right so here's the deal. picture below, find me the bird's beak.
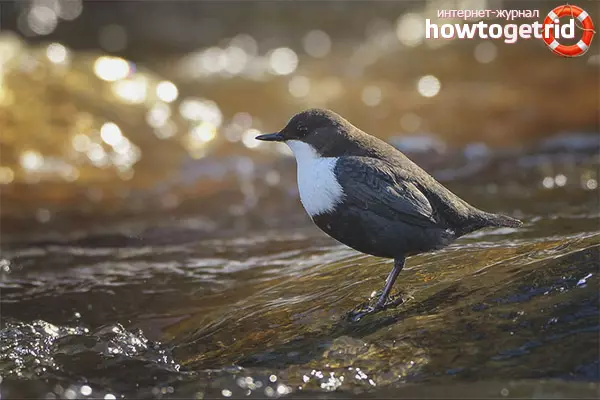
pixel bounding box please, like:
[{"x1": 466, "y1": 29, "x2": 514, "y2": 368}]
[{"x1": 255, "y1": 132, "x2": 284, "y2": 142}]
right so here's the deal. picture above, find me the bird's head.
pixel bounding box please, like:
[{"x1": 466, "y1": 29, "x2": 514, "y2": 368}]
[{"x1": 256, "y1": 108, "x2": 353, "y2": 158}]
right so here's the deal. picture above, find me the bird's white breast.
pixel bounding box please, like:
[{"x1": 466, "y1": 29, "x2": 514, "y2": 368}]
[{"x1": 286, "y1": 140, "x2": 344, "y2": 217}]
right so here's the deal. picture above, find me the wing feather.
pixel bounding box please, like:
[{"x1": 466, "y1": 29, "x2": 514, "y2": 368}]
[{"x1": 334, "y1": 156, "x2": 437, "y2": 228}]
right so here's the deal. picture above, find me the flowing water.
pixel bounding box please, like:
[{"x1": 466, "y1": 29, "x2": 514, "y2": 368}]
[
  {"x1": 1, "y1": 1, "x2": 599, "y2": 396},
  {"x1": 1, "y1": 137, "x2": 599, "y2": 399}
]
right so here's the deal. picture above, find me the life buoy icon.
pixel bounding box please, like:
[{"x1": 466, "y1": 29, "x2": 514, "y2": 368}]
[{"x1": 543, "y1": 5, "x2": 595, "y2": 57}]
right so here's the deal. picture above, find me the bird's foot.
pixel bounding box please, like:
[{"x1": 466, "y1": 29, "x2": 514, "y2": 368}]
[{"x1": 346, "y1": 293, "x2": 406, "y2": 322}]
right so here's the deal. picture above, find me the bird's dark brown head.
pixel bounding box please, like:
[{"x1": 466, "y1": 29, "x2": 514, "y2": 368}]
[{"x1": 255, "y1": 108, "x2": 358, "y2": 157}]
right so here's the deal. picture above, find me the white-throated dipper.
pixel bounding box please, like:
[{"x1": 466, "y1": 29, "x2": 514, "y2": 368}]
[{"x1": 256, "y1": 109, "x2": 522, "y2": 317}]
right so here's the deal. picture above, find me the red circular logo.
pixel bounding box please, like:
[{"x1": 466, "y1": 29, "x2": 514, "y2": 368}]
[{"x1": 543, "y1": 5, "x2": 595, "y2": 57}]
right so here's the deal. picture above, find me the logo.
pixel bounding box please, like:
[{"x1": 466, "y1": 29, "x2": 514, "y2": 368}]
[
  {"x1": 542, "y1": 4, "x2": 595, "y2": 57},
  {"x1": 426, "y1": 4, "x2": 596, "y2": 58}
]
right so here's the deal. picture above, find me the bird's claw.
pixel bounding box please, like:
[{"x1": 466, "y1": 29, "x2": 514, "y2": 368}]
[
  {"x1": 347, "y1": 293, "x2": 406, "y2": 322},
  {"x1": 347, "y1": 306, "x2": 377, "y2": 322}
]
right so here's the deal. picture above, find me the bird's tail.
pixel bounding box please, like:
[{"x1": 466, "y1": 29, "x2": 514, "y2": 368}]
[
  {"x1": 481, "y1": 212, "x2": 523, "y2": 228},
  {"x1": 456, "y1": 211, "x2": 522, "y2": 237}
]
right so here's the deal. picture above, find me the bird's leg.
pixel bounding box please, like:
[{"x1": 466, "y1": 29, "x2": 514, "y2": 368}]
[
  {"x1": 374, "y1": 257, "x2": 405, "y2": 310},
  {"x1": 347, "y1": 258, "x2": 406, "y2": 321}
]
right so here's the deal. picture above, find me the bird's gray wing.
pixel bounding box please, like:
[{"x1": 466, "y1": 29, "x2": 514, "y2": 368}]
[{"x1": 334, "y1": 156, "x2": 438, "y2": 228}]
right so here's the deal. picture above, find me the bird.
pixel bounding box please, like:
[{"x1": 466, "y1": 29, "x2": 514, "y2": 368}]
[{"x1": 256, "y1": 108, "x2": 522, "y2": 318}]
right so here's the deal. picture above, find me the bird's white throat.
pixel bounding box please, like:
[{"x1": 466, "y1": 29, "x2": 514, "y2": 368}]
[{"x1": 286, "y1": 140, "x2": 344, "y2": 217}]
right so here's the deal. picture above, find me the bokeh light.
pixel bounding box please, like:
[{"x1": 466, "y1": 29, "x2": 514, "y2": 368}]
[
  {"x1": 156, "y1": 81, "x2": 179, "y2": 103},
  {"x1": 87, "y1": 143, "x2": 109, "y2": 167},
  {"x1": 288, "y1": 76, "x2": 310, "y2": 98},
  {"x1": 230, "y1": 34, "x2": 258, "y2": 56},
  {"x1": 417, "y1": 75, "x2": 441, "y2": 97},
  {"x1": 474, "y1": 42, "x2": 497, "y2": 64},
  {"x1": 223, "y1": 45, "x2": 248, "y2": 74},
  {"x1": 57, "y1": 0, "x2": 83, "y2": 20},
  {"x1": 179, "y1": 98, "x2": 222, "y2": 127},
  {"x1": 72, "y1": 134, "x2": 91, "y2": 152},
  {"x1": 201, "y1": 47, "x2": 227, "y2": 74},
  {"x1": 94, "y1": 56, "x2": 131, "y2": 81},
  {"x1": 554, "y1": 174, "x2": 567, "y2": 187},
  {"x1": 242, "y1": 129, "x2": 262, "y2": 149},
  {"x1": 0, "y1": 167, "x2": 15, "y2": 184},
  {"x1": 400, "y1": 113, "x2": 422, "y2": 132},
  {"x1": 146, "y1": 103, "x2": 171, "y2": 128},
  {"x1": 269, "y1": 48, "x2": 298, "y2": 76},
  {"x1": 100, "y1": 122, "x2": 123, "y2": 146},
  {"x1": 396, "y1": 13, "x2": 425, "y2": 47},
  {"x1": 190, "y1": 122, "x2": 217, "y2": 143},
  {"x1": 112, "y1": 76, "x2": 148, "y2": 104},
  {"x1": 46, "y1": 43, "x2": 68, "y2": 64},
  {"x1": 27, "y1": 6, "x2": 58, "y2": 36},
  {"x1": 361, "y1": 85, "x2": 382, "y2": 107},
  {"x1": 303, "y1": 30, "x2": 332, "y2": 58},
  {"x1": 20, "y1": 150, "x2": 44, "y2": 171},
  {"x1": 154, "y1": 121, "x2": 178, "y2": 140},
  {"x1": 543, "y1": 176, "x2": 555, "y2": 189}
]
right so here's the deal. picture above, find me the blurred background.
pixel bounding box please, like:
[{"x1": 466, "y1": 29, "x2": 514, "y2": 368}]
[
  {"x1": 1, "y1": 1, "x2": 599, "y2": 399},
  {"x1": 0, "y1": 0, "x2": 598, "y2": 242}
]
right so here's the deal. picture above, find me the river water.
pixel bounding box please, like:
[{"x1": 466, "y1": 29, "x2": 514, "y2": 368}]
[
  {"x1": 1, "y1": 2, "x2": 599, "y2": 396},
  {"x1": 1, "y1": 133, "x2": 599, "y2": 399}
]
